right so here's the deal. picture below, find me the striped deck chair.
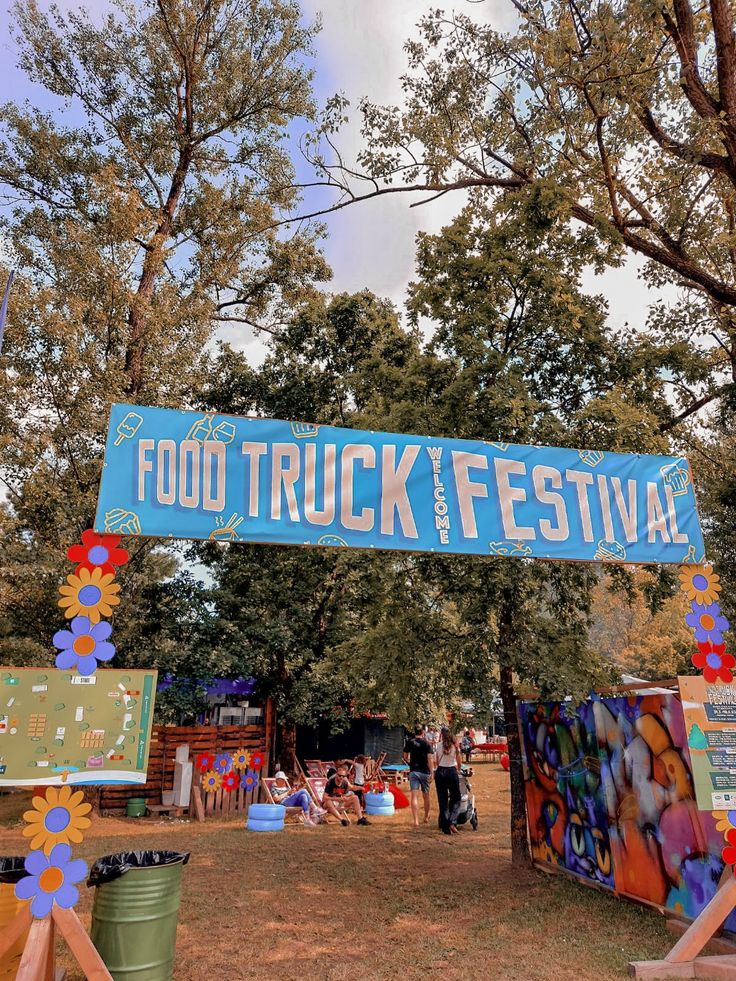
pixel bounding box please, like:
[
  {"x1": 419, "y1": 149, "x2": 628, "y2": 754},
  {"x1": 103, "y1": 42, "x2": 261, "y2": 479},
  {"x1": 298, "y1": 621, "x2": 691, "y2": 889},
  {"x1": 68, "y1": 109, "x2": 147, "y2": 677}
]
[
  {"x1": 306, "y1": 777, "x2": 347, "y2": 821},
  {"x1": 365, "y1": 752, "x2": 388, "y2": 788},
  {"x1": 261, "y1": 777, "x2": 304, "y2": 823},
  {"x1": 304, "y1": 759, "x2": 327, "y2": 777}
]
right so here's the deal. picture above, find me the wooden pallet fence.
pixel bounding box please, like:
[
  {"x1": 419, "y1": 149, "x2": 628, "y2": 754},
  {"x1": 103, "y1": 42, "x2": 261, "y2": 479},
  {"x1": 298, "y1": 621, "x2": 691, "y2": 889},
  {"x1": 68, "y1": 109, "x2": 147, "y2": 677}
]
[{"x1": 100, "y1": 724, "x2": 266, "y2": 813}]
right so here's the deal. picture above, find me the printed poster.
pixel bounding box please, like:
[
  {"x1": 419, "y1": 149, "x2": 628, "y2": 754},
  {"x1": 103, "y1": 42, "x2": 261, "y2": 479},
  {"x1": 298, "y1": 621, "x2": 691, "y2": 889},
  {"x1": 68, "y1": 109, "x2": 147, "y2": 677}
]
[
  {"x1": 0, "y1": 668, "x2": 157, "y2": 786},
  {"x1": 679, "y1": 675, "x2": 736, "y2": 810}
]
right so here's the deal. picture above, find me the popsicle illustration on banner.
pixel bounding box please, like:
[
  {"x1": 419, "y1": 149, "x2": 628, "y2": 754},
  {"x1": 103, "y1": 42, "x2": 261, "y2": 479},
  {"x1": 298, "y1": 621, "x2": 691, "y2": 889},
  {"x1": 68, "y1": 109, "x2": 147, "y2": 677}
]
[{"x1": 114, "y1": 411, "x2": 143, "y2": 446}]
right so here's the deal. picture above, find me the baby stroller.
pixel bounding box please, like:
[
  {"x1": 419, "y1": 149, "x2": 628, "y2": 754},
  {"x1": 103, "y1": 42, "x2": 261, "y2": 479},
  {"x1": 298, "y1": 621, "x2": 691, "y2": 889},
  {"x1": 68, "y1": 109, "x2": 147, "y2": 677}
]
[{"x1": 455, "y1": 764, "x2": 478, "y2": 830}]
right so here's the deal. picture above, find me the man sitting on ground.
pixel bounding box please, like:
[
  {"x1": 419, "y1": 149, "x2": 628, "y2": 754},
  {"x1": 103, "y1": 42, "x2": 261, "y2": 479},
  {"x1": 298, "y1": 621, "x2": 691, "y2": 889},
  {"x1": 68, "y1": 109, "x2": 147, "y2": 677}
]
[{"x1": 323, "y1": 765, "x2": 370, "y2": 826}]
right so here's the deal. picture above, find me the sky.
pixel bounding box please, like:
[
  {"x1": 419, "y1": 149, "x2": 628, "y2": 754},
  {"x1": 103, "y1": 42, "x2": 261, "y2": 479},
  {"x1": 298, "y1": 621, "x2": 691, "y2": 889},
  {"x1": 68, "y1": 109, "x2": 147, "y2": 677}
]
[{"x1": 0, "y1": 0, "x2": 667, "y2": 365}]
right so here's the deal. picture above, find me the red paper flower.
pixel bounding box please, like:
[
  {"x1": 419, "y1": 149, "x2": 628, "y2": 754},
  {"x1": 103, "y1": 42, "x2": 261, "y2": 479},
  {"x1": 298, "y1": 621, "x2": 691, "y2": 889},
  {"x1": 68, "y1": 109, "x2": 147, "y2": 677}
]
[
  {"x1": 196, "y1": 752, "x2": 215, "y2": 773},
  {"x1": 67, "y1": 530, "x2": 129, "y2": 577},
  {"x1": 221, "y1": 771, "x2": 240, "y2": 793},
  {"x1": 691, "y1": 643, "x2": 736, "y2": 683},
  {"x1": 723, "y1": 829, "x2": 736, "y2": 865},
  {"x1": 249, "y1": 751, "x2": 265, "y2": 771}
]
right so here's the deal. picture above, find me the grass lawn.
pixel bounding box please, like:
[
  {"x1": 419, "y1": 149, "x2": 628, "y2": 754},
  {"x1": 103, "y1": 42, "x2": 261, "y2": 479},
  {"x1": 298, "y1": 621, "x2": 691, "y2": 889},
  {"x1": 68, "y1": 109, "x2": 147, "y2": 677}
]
[{"x1": 0, "y1": 766, "x2": 681, "y2": 980}]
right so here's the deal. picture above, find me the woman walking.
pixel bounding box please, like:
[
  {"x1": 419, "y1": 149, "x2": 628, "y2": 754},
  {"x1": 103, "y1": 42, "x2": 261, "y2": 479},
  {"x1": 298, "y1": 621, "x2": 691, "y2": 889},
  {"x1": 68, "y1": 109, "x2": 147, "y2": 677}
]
[{"x1": 434, "y1": 727, "x2": 463, "y2": 835}]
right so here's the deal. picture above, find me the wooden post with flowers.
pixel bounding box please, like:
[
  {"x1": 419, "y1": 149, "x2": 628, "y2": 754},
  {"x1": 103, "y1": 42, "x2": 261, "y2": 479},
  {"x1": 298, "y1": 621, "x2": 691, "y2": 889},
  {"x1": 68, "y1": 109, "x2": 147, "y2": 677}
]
[
  {"x1": 630, "y1": 564, "x2": 736, "y2": 980},
  {"x1": 0, "y1": 529, "x2": 127, "y2": 979}
]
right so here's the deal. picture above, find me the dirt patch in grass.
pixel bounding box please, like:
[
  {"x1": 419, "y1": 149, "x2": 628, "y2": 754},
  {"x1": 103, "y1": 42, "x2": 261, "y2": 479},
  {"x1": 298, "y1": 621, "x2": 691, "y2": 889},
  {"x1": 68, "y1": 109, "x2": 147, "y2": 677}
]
[{"x1": 0, "y1": 766, "x2": 676, "y2": 980}]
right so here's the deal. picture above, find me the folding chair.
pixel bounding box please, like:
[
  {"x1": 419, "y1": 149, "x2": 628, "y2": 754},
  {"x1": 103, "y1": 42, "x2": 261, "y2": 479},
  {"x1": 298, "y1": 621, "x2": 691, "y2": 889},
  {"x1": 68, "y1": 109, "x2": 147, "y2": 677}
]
[
  {"x1": 305, "y1": 759, "x2": 327, "y2": 777},
  {"x1": 261, "y1": 777, "x2": 304, "y2": 823},
  {"x1": 306, "y1": 777, "x2": 347, "y2": 822}
]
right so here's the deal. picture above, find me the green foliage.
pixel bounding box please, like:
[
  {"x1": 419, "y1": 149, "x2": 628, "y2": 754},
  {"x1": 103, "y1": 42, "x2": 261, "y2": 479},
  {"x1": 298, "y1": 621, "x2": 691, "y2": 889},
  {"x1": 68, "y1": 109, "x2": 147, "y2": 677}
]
[
  {"x1": 311, "y1": 1, "x2": 736, "y2": 432},
  {"x1": 0, "y1": 0, "x2": 327, "y2": 663}
]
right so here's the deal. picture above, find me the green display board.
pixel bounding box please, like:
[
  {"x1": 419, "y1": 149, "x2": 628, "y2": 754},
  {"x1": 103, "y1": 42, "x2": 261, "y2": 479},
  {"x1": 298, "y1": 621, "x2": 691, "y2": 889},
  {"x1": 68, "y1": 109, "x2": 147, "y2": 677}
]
[
  {"x1": 680, "y1": 674, "x2": 736, "y2": 810},
  {"x1": 0, "y1": 668, "x2": 157, "y2": 786}
]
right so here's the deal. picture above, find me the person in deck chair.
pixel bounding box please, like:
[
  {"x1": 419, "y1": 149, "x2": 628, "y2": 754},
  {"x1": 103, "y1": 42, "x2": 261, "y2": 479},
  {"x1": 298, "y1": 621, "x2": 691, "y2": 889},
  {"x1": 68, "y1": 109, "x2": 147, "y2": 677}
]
[
  {"x1": 271, "y1": 771, "x2": 325, "y2": 826},
  {"x1": 324, "y1": 765, "x2": 370, "y2": 826}
]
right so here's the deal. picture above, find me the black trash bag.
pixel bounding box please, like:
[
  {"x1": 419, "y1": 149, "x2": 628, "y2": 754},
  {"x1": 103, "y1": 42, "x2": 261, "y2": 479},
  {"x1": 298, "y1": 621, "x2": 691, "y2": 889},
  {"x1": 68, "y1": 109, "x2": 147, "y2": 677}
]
[
  {"x1": 87, "y1": 850, "x2": 190, "y2": 888},
  {"x1": 0, "y1": 857, "x2": 28, "y2": 884}
]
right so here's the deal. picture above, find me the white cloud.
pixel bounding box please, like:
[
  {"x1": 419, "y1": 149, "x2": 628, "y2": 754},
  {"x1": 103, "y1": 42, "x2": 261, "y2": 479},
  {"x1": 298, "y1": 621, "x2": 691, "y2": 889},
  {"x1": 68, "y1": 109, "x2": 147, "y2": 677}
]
[{"x1": 295, "y1": 0, "x2": 517, "y2": 311}]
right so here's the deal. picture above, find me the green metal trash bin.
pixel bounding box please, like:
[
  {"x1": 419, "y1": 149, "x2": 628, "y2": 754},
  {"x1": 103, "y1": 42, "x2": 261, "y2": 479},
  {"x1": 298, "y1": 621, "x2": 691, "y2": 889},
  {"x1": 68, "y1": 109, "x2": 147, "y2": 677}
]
[{"x1": 88, "y1": 850, "x2": 190, "y2": 981}]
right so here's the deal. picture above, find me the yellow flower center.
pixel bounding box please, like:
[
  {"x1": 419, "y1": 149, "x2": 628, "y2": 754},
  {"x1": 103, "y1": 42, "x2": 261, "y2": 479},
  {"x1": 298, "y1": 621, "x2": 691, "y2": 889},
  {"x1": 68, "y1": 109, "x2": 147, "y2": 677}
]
[{"x1": 39, "y1": 867, "x2": 64, "y2": 893}]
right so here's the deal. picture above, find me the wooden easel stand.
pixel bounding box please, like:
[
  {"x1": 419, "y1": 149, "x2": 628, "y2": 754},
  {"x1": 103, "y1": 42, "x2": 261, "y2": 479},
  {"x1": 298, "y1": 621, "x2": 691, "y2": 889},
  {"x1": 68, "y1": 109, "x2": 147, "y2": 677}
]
[
  {"x1": 0, "y1": 904, "x2": 113, "y2": 981},
  {"x1": 630, "y1": 874, "x2": 736, "y2": 979}
]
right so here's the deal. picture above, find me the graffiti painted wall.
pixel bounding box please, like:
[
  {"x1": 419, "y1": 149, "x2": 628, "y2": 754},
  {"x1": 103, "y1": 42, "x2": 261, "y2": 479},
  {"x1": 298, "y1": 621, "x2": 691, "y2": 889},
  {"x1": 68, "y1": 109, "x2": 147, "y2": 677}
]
[
  {"x1": 519, "y1": 701, "x2": 613, "y2": 888},
  {"x1": 519, "y1": 694, "x2": 734, "y2": 926}
]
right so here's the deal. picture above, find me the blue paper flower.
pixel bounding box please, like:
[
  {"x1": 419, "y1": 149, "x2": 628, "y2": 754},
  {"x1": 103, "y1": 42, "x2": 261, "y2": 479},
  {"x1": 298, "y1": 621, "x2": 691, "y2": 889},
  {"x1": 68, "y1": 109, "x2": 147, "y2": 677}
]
[
  {"x1": 213, "y1": 753, "x2": 232, "y2": 775},
  {"x1": 242, "y1": 768, "x2": 258, "y2": 791},
  {"x1": 52, "y1": 615, "x2": 115, "y2": 675},
  {"x1": 15, "y1": 843, "x2": 87, "y2": 918},
  {"x1": 685, "y1": 601, "x2": 730, "y2": 646}
]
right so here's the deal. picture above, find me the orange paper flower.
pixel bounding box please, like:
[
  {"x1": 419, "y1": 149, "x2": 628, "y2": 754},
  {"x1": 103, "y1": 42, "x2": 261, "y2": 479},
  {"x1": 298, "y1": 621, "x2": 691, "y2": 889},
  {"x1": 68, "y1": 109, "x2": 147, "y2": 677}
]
[
  {"x1": 679, "y1": 565, "x2": 721, "y2": 606},
  {"x1": 202, "y1": 770, "x2": 222, "y2": 794},
  {"x1": 22, "y1": 785, "x2": 92, "y2": 855},
  {"x1": 58, "y1": 568, "x2": 120, "y2": 624}
]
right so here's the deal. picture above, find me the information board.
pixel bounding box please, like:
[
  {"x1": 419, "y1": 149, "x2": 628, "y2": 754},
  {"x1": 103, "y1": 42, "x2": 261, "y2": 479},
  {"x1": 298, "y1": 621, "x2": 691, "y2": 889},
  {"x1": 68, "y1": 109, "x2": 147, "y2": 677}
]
[
  {"x1": 679, "y1": 675, "x2": 736, "y2": 810},
  {"x1": 0, "y1": 668, "x2": 157, "y2": 786},
  {"x1": 94, "y1": 402, "x2": 705, "y2": 566}
]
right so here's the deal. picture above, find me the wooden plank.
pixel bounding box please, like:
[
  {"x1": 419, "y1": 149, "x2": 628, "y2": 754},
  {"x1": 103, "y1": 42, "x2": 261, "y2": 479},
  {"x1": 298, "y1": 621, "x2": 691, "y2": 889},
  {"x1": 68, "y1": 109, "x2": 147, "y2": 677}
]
[
  {"x1": 521, "y1": 679, "x2": 679, "y2": 700},
  {"x1": 17, "y1": 916, "x2": 53, "y2": 981},
  {"x1": 0, "y1": 905, "x2": 32, "y2": 964},
  {"x1": 192, "y1": 786, "x2": 205, "y2": 823},
  {"x1": 629, "y1": 960, "x2": 695, "y2": 979},
  {"x1": 667, "y1": 920, "x2": 736, "y2": 955},
  {"x1": 44, "y1": 912, "x2": 55, "y2": 981},
  {"x1": 693, "y1": 955, "x2": 736, "y2": 979},
  {"x1": 52, "y1": 907, "x2": 113, "y2": 981},
  {"x1": 666, "y1": 877, "x2": 736, "y2": 964}
]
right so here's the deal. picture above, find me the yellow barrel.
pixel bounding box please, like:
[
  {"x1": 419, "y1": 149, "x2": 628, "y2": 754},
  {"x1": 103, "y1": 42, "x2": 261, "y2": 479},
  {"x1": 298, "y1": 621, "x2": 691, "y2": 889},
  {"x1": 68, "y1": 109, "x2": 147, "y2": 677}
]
[{"x1": 0, "y1": 859, "x2": 30, "y2": 981}]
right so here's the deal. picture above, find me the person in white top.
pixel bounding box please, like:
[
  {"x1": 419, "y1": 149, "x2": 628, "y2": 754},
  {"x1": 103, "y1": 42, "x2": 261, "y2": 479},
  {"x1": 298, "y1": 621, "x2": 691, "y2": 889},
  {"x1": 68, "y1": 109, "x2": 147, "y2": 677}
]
[{"x1": 434, "y1": 727, "x2": 463, "y2": 835}]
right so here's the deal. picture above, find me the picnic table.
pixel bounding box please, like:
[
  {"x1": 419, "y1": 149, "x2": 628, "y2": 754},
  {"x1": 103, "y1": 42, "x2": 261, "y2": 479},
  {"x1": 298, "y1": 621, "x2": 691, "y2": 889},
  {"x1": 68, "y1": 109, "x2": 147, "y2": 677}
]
[
  {"x1": 381, "y1": 763, "x2": 409, "y2": 785},
  {"x1": 471, "y1": 742, "x2": 507, "y2": 762}
]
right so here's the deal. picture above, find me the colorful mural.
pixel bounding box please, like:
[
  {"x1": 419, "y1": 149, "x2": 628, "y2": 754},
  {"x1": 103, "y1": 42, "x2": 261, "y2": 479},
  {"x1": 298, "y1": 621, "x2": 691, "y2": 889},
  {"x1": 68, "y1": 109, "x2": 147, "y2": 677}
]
[
  {"x1": 519, "y1": 700, "x2": 613, "y2": 887},
  {"x1": 520, "y1": 692, "x2": 736, "y2": 926}
]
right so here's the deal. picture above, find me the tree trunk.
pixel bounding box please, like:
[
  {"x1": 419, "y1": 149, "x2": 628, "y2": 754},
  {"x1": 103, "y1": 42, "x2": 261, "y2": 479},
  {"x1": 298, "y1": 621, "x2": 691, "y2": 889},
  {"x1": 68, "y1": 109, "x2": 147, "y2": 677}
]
[
  {"x1": 499, "y1": 659, "x2": 529, "y2": 866},
  {"x1": 276, "y1": 719, "x2": 297, "y2": 778},
  {"x1": 125, "y1": 149, "x2": 192, "y2": 398}
]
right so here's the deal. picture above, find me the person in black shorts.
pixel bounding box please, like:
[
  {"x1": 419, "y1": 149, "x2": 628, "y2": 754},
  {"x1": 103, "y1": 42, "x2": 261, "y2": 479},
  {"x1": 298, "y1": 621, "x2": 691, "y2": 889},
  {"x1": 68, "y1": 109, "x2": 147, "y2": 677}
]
[
  {"x1": 403, "y1": 725, "x2": 435, "y2": 827},
  {"x1": 323, "y1": 765, "x2": 370, "y2": 826}
]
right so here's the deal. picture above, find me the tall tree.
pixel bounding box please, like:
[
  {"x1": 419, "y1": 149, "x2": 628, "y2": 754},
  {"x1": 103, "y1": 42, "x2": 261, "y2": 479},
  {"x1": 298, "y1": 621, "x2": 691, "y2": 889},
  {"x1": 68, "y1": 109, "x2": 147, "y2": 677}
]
[
  {"x1": 0, "y1": 0, "x2": 327, "y2": 660},
  {"x1": 306, "y1": 1, "x2": 735, "y2": 428},
  {"x1": 201, "y1": 291, "x2": 418, "y2": 769},
  {"x1": 203, "y1": 204, "x2": 678, "y2": 862},
  {"x1": 366, "y1": 201, "x2": 679, "y2": 864}
]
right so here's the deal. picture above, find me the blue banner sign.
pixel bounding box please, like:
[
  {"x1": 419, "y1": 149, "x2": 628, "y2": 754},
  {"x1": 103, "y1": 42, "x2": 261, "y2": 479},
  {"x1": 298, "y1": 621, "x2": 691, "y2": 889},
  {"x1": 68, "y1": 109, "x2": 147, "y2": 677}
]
[{"x1": 94, "y1": 403, "x2": 704, "y2": 565}]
